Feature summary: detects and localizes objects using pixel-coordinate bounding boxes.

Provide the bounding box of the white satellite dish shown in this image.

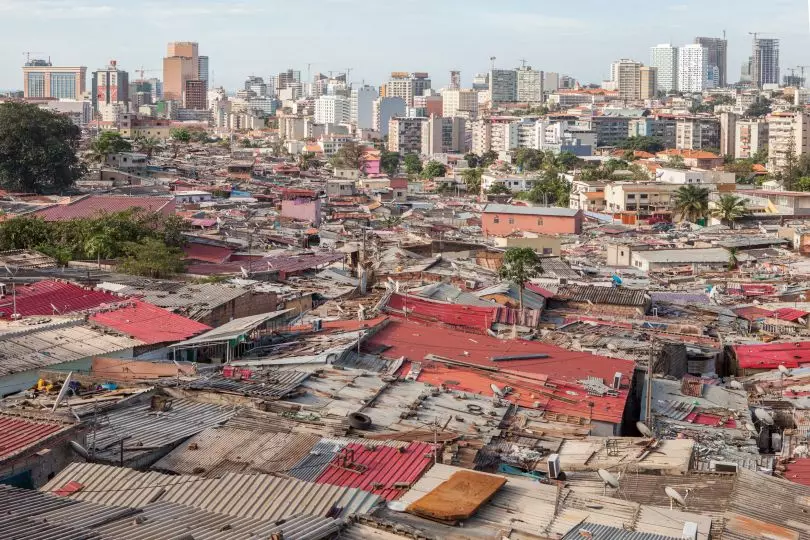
[240,266,249,278]
[491,383,503,397]
[664,486,688,509]
[754,408,775,426]
[51,372,73,413]
[598,468,619,493]
[636,421,653,438]
[779,365,791,375]
[728,380,744,390]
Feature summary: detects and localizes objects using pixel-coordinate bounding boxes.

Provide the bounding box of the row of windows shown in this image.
[492,216,544,225]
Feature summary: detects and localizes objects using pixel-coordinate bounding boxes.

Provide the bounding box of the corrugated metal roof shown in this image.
[187,370,309,399]
[171,309,292,347]
[314,442,436,501]
[289,439,346,482]
[0,321,141,378]
[90,300,211,345]
[483,203,580,217]
[555,285,649,307]
[0,414,72,460]
[561,522,679,540]
[42,463,382,520]
[88,398,238,465]
[152,428,320,477]
[0,280,123,320]
[33,195,174,221]
[728,468,810,538]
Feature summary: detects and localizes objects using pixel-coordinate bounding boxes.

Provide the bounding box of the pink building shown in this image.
[281,198,322,226]
[481,204,582,237]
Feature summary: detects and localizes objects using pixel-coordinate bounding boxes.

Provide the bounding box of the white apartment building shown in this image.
[650,44,678,93]
[657,168,735,185]
[421,116,466,155]
[388,117,427,154]
[482,174,537,193]
[678,44,712,93]
[314,95,349,125]
[735,119,769,159]
[442,89,478,118]
[278,115,306,140]
[373,97,406,132]
[385,74,415,107]
[611,59,643,101]
[767,112,810,172]
[350,85,378,130]
[470,119,491,155]
[604,182,680,213]
[516,66,543,103]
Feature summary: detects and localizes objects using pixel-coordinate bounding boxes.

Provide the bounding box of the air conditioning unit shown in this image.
[312,319,323,332]
[613,372,623,389]
[465,280,477,290]
[709,460,738,473]
[547,453,561,479]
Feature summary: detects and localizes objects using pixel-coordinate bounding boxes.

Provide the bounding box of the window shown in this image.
[640,194,648,199]
[493,215,500,223]
[543,248,553,255]
[537,217,544,225]
[508,217,515,225]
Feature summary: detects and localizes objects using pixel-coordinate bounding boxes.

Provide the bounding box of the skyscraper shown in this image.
[23,59,87,100]
[198,56,209,85]
[489,69,517,104]
[92,60,129,114]
[695,37,728,87]
[752,38,780,88]
[314,95,350,124]
[516,66,543,103]
[350,85,379,130]
[611,59,643,101]
[650,44,678,93]
[449,71,461,90]
[640,66,657,100]
[163,41,199,102]
[678,44,711,93]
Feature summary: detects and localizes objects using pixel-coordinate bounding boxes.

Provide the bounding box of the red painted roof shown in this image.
[314,442,435,500]
[90,300,211,345]
[0,280,122,319]
[368,319,635,387]
[183,243,234,264]
[684,411,737,428]
[0,415,67,460]
[733,306,775,321]
[386,293,496,333]
[774,308,810,322]
[33,195,175,221]
[784,458,810,487]
[525,283,556,298]
[734,341,810,370]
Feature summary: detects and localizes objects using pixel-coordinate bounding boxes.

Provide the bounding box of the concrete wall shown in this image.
[0,428,86,489]
[481,211,582,236]
[281,199,322,226]
[204,291,278,328]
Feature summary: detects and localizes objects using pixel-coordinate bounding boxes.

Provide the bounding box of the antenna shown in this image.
[490,56,497,70]
[519,58,529,68]
[665,486,689,510]
[598,468,619,494]
[52,372,73,413]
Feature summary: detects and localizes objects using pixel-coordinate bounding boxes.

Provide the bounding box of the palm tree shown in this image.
[674,185,710,223]
[712,194,748,229]
[727,247,739,271]
[461,168,483,194]
[134,136,161,160]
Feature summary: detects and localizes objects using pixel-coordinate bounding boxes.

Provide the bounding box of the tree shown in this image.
[479,150,499,167]
[134,136,160,159]
[746,98,772,118]
[555,151,581,170]
[666,155,689,170]
[519,171,572,207]
[796,177,810,191]
[617,136,665,153]
[673,185,710,223]
[89,131,132,163]
[727,247,739,271]
[119,238,185,278]
[513,148,544,171]
[380,150,400,176]
[403,153,422,175]
[331,141,365,169]
[461,168,483,194]
[298,152,318,171]
[487,183,511,195]
[170,128,191,159]
[464,153,480,168]
[0,102,84,194]
[420,160,446,179]
[712,194,748,229]
[726,159,755,181]
[498,247,542,309]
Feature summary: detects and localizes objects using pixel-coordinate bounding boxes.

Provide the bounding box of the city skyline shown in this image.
[1,0,808,91]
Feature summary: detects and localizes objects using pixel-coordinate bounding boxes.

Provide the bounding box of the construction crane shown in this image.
[797,66,810,87]
[135,67,160,81]
[519,58,529,68]
[345,68,353,84]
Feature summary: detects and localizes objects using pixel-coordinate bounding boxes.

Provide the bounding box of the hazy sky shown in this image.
[1,0,809,90]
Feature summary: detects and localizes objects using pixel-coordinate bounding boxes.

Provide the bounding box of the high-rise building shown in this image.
[611,59,643,101]
[640,66,657,100]
[489,69,517,104]
[314,95,350,124]
[544,72,560,92]
[422,116,466,155]
[385,73,415,107]
[184,80,207,110]
[472,73,489,91]
[650,44,678,93]
[388,117,427,154]
[274,69,301,93]
[163,41,199,102]
[449,71,461,90]
[735,118,769,159]
[740,57,754,84]
[720,112,738,157]
[767,112,810,171]
[752,38,780,88]
[516,66,543,103]
[695,37,727,87]
[441,89,478,118]
[373,97,406,132]
[678,44,711,93]
[350,85,378,130]
[198,56,209,85]
[91,60,129,115]
[411,72,431,97]
[23,60,86,99]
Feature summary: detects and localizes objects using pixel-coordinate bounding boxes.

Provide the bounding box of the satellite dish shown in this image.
[664,486,688,509]
[387,501,407,512]
[51,372,73,413]
[598,468,619,493]
[728,380,744,390]
[636,421,653,438]
[754,408,775,426]
[778,365,791,375]
[491,383,503,397]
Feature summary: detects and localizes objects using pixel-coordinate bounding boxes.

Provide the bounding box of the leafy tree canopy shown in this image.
[0,102,84,194]
[617,136,665,153]
[380,150,400,176]
[119,238,185,279]
[420,160,446,179]
[403,153,422,174]
[498,247,543,308]
[331,141,365,169]
[90,131,132,162]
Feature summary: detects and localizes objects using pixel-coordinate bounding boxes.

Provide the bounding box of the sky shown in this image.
[1,0,809,91]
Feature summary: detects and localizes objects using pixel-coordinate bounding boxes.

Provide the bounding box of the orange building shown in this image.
[163,41,199,102]
[481,204,583,237]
